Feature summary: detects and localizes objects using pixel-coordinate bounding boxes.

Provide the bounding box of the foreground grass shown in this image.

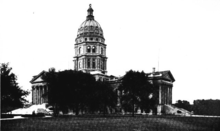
[1,115,220,131]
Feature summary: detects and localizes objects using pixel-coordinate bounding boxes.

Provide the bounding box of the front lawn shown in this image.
[1,115,220,131]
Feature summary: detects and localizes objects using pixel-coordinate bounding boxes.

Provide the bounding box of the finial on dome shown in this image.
[87,4,94,20]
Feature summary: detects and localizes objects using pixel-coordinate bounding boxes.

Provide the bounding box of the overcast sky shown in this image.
[1,0,220,104]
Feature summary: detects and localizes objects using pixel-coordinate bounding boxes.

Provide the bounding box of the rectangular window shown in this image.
[87,58,90,68]
[92,59,96,69]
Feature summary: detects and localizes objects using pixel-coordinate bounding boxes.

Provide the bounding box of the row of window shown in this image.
[78,58,106,70]
[78,31,103,36]
[77,37,104,43]
[78,46,104,54]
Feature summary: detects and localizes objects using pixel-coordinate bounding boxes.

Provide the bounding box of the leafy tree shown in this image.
[174,100,192,111]
[193,99,220,116]
[42,68,60,115]
[119,70,153,116]
[42,69,97,115]
[93,81,117,115]
[1,63,29,113]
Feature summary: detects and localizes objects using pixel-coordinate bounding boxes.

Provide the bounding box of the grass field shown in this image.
[1,115,220,131]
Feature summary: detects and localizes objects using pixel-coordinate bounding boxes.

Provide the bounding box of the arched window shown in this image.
[85,38,87,41]
[92,58,96,69]
[92,46,96,53]
[78,47,81,54]
[96,38,99,41]
[87,46,91,53]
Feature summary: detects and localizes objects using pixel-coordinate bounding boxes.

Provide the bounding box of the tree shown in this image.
[42,68,60,115]
[174,100,192,111]
[93,81,117,115]
[42,69,97,115]
[193,99,220,116]
[119,70,153,116]
[1,63,29,113]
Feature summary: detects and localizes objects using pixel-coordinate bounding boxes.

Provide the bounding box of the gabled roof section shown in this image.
[147,70,175,82]
[30,71,45,84]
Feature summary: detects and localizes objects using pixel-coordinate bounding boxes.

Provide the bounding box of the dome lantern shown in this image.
[87,4,94,20]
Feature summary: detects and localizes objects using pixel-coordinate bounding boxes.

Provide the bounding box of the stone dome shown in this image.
[77,4,104,38]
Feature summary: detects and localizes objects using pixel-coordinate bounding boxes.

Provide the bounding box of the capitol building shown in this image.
[30,4,176,115]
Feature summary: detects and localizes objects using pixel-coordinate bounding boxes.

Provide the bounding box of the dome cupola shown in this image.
[74,4,107,75]
[77,4,104,38]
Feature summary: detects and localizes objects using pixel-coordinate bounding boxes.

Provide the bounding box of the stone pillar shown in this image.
[42,86,45,103]
[32,86,34,104]
[39,87,42,104]
[165,87,167,104]
[83,58,85,69]
[40,86,43,104]
[159,86,161,104]
[170,87,172,104]
[34,86,36,104]
[169,87,172,104]
[38,87,40,104]
[167,87,170,104]
[33,86,36,104]
[36,87,38,104]
[36,87,39,104]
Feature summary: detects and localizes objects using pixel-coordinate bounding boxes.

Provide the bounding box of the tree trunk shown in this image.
[75,104,79,115]
[132,99,135,117]
[103,103,106,116]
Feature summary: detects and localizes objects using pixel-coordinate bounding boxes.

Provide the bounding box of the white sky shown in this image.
[1,0,220,104]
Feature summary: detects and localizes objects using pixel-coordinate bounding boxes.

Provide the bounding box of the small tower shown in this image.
[73,4,107,74]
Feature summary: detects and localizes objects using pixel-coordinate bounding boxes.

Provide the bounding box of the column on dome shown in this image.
[96,58,98,69]
[97,45,100,54]
[82,58,84,69]
[97,58,100,69]
[83,45,86,54]
[90,58,92,69]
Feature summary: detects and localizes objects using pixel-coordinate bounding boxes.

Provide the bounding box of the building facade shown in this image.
[30,71,48,105]
[30,5,175,115]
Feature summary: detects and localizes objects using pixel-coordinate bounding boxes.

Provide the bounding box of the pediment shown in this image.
[30,71,45,84]
[161,71,175,82]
